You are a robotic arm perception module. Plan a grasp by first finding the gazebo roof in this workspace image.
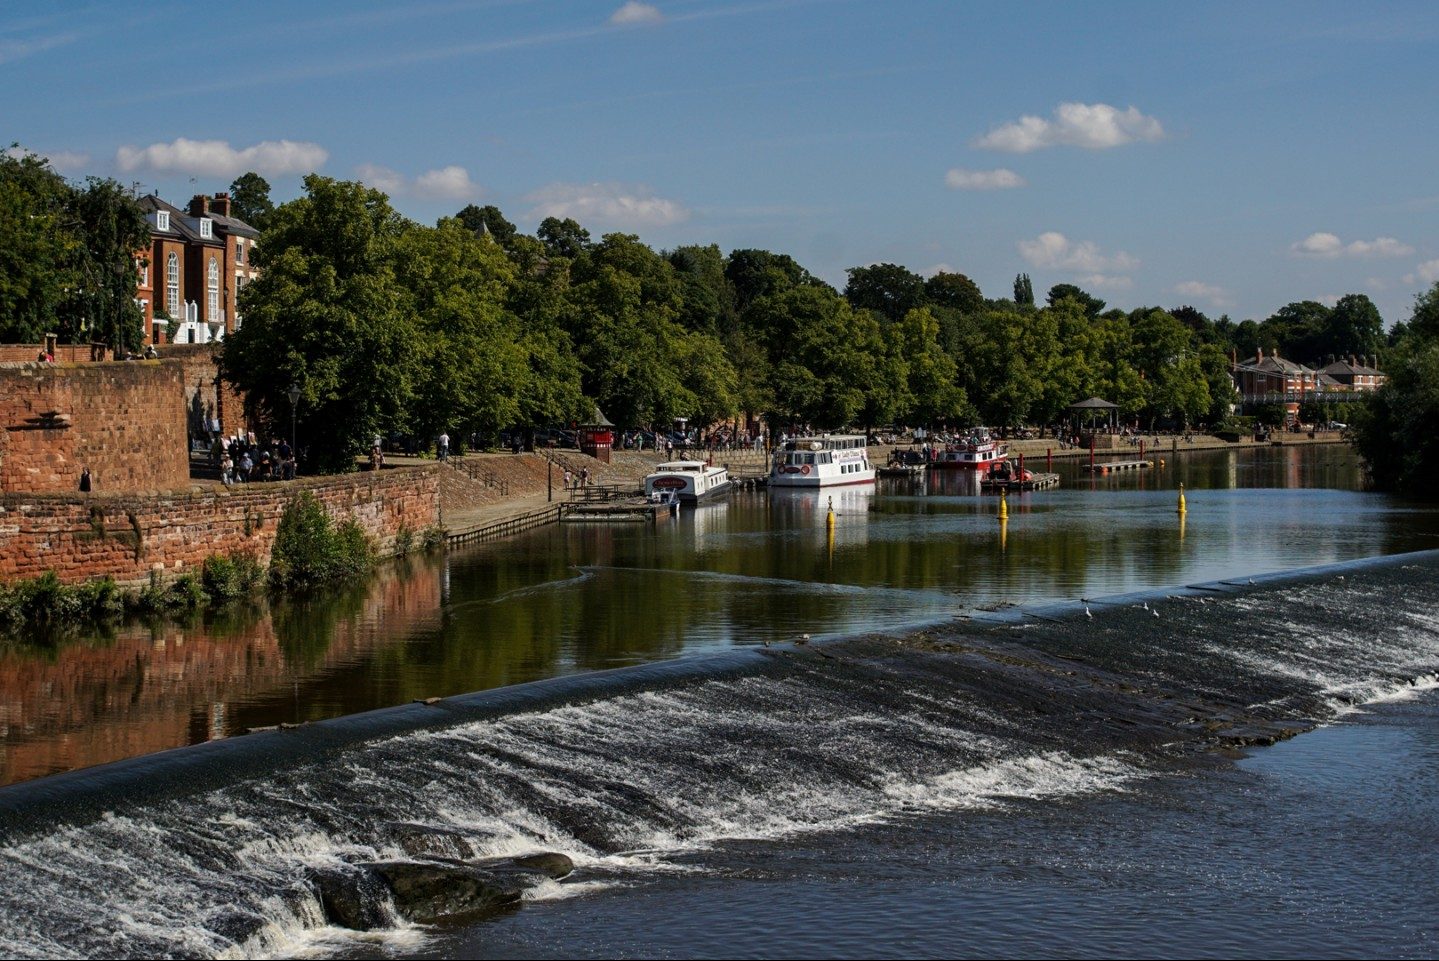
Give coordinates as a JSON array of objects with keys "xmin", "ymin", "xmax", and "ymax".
[
  {"xmin": 1068, "ymin": 396, "xmax": 1119, "ymax": 410},
  {"xmin": 584, "ymin": 405, "xmax": 615, "ymax": 427}
]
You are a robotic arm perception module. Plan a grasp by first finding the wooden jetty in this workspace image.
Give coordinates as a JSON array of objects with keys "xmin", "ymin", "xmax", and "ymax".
[
  {"xmin": 560, "ymin": 501, "xmax": 661, "ymax": 523},
  {"xmin": 877, "ymin": 463, "xmax": 926, "ymax": 478},
  {"xmin": 1081, "ymin": 459, "xmax": 1153, "ymax": 474},
  {"xmin": 447, "ymin": 504, "xmax": 562, "ymax": 546},
  {"xmin": 981, "ymin": 472, "xmax": 1060, "ymax": 492}
]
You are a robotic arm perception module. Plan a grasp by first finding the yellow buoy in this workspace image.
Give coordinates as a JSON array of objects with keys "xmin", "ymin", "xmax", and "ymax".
[
  {"xmin": 998, "ymin": 490, "xmax": 1009, "ymax": 521},
  {"xmin": 1177, "ymin": 482, "xmax": 1187, "ymax": 515}
]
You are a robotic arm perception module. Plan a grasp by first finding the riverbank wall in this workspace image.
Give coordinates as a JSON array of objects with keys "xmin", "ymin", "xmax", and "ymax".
[{"xmin": 0, "ymin": 466, "xmax": 441, "ymax": 586}]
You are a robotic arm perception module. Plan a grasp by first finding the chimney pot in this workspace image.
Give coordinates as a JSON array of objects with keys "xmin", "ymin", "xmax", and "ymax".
[{"xmin": 189, "ymin": 194, "xmax": 209, "ymax": 217}]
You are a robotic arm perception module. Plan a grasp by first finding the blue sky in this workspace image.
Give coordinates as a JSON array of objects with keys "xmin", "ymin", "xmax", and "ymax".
[{"xmin": 5, "ymin": 0, "xmax": 1438, "ymax": 326}]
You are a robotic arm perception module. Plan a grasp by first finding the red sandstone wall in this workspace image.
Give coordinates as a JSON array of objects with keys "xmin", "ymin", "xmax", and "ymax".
[
  {"xmin": 0, "ymin": 361, "xmax": 189, "ymax": 495},
  {"xmin": 0, "ymin": 466, "xmax": 441, "ymax": 585}
]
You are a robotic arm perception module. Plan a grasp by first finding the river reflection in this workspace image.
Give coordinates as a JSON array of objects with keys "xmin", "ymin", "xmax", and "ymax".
[{"xmin": 1, "ymin": 444, "xmax": 1435, "ymax": 785}]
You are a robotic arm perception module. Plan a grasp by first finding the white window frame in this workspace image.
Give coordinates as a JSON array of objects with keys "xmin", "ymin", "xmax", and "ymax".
[
  {"xmin": 207, "ymin": 256, "xmax": 220, "ymax": 320},
  {"xmin": 235, "ymin": 239, "xmax": 244, "ymax": 265},
  {"xmin": 166, "ymin": 252, "xmax": 180, "ymax": 316},
  {"xmin": 156, "ymin": 211, "xmax": 170, "ymax": 231},
  {"xmin": 199, "ymin": 218, "xmax": 213, "ymax": 239}
]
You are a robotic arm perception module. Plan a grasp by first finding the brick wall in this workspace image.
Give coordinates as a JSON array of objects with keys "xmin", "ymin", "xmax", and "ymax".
[
  {"xmin": 0, "ymin": 466, "xmax": 441, "ymax": 585},
  {"xmin": 0, "ymin": 361, "xmax": 189, "ymax": 495}
]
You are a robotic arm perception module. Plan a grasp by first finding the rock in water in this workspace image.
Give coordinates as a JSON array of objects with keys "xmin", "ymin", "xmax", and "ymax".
[
  {"xmin": 506, "ymin": 852, "xmax": 575, "ymax": 879},
  {"xmin": 368, "ymin": 860, "xmax": 527, "ymax": 923},
  {"xmin": 307, "ymin": 867, "xmax": 393, "ymax": 931}
]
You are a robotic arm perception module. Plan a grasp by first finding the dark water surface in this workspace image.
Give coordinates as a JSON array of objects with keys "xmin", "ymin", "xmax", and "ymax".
[
  {"xmin": 0, "ymin": 441, "xmax": 1435, "ymax": 959},
  {"xmin": 2, "ymin": 444, "xmax": 1436, "ymax": 786}
]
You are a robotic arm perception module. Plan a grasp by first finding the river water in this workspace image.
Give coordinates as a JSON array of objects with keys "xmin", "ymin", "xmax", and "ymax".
[{"xmin": 0, "ymin": 444, "xmax": 1437, "ymax": 959}]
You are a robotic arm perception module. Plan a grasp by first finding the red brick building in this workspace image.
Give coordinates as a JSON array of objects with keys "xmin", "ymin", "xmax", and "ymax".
[{"xmin": 135, "ymin": 193, "xmax": 259, "ymax": 346}]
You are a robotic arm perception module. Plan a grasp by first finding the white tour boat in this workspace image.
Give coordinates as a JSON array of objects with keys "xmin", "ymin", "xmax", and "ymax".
[
  {"xmin": 770, "ymin": 434, "xmax": 875, "ymax": 488},
  {"xmin": 644, "ymin": 460, "xmax": 732, "ymax": 504},
  {"xmin": 931, "ymin": 431, "xmax": 1008, "ymax": 470}
]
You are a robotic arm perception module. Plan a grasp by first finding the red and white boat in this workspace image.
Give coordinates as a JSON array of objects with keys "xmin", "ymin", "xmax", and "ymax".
[{"xmin": 931, "ymin": 431, "xmax": 1008, "ymax": 470}]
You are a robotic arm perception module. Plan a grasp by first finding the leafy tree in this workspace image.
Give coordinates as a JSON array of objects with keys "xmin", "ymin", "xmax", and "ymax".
[
  {"xmin": 1353, "ymin": 283, "xmax": 1439, "ymax": 497},
  {"xmin": 893, "ymin": 308, "xmax": 970, "ymax": 425},
  {"xmin": 923, "ymin": 271, "xmax": 984, "ymax": 315},
  {"xmin": 228, "ymin": 172, "xmax": 275, "ymax": 230},
  {"xmin": 844, "ymin": 262, "xmax": 925, "ymax": 322},
  {"xmin": 396, "ymin": 218, "xmax": 528, "ymax": 441},
  {"xmin": 454, "ymin": 204, "xmax": 517, "ymax": 247},
  {"xmin": 65, "ymin": 177, "xmax": 150, "ymax": 352},
  {"xmin": 726, "ymin": 248, "xmax": 826, "ymax": 313},
  {"xmin": 668, "ymin": 244, "xmax": 736, "ymax": 338},
  {"xmin": 1047, "ymin": 283, "xmax": 1105, "ymax": 319},
  {"xmin": 537, "ymin": 216, "xmax": 591, "ymax": 260},
  {"xmin": 1013, "ymin": 273, "xmax": 1034, "ymax": 306},
  {"xmin": 0, "ymin": 147, "xmax": 78, "ymax": 342},
  {"xmin": 1262, "ymin": 300, "xmax": 1330, "ymax": 363},
  {"xmin": 1322, "ymin": 293, "xmax": 1384, "ymax": 362},
  {"xmin": 221, "ymin": 175, "xmax": 420, "ymax": 472}
]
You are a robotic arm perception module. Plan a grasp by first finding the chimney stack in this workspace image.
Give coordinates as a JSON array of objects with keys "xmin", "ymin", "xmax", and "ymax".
[
  {"xmin": 189, "ymin": 194, "xmax": 209, "ymax": 217},
  {"xmin": 209, "ymin": 192, "xmax": 231, "ymax": 217},
  {"xmin": 1257, "ymin": 346, "xmax": 1264, "ymax": 364}
]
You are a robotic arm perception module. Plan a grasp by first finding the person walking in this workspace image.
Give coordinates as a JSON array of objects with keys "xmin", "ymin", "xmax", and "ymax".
[{"xmin": 438, "ymin": 432, "xmax": 450, "ymax": 462}]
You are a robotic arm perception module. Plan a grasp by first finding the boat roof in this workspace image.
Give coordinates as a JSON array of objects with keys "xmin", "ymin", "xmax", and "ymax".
[{"xmin": 654, "ymin": 461, "xmax": 707, "ymax": 470}]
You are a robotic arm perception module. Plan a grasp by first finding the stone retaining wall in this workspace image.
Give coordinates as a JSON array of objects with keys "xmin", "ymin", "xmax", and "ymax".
[
  {"xmin": 0, "ymin": 466, "xmax": 441, "ymax": 585},
  {"xmin": 0, "ymin": 361, "xmax": 189, "ymax": 495}
]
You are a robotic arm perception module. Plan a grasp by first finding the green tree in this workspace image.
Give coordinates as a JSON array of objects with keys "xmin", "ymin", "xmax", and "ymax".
[
  {"xmin": 0, "ymin": 147, "xmax": 78, "ymax": 342},
  {"xmin": 843, "ymin": 262, "xmax": 926, "ymax": 322},
  {"xmin": 221, "ymin": 175, "xmax": 420, "ymax": 472},
  {"xmin": 228, "ymin": 172, "xmax": 275, "ymax": 230},
  {"xmin": 1353, "ymin": 283, "xmax": 1439, "ymax": 497},
  {"xmin": 1013, "ymin": 272, "xmax": 1034, "ymax": 306},
  {"xmin": 893, "ymin": 307, "xmax": 970, "ymax": 425},
  {"xmin": 1046, "ymin": 283, "xmax": 1105, "ymax": 319},
  {"xmin": 537, "ymin": 216, "xmax": 591, "ymax": 260},
  {"xmin": 1322, "ymin": 293, "xmax": 1385, "ymax": 362},
  {"xmin": 454, "ymin": 204, "xmax": 517, "ymax": 247},
  {"xmin": 923, "ymin": 271, "xmax": 984, "ymax": 315},
  {"xmin": 65, "ymin": 178, "xmax": 150, "ymax": 353}
]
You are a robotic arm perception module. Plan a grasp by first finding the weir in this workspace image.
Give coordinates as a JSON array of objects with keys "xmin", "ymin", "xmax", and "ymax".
[{"xmin": 0, "ymin": 551, "xmax": 1435, "ymax": 959}]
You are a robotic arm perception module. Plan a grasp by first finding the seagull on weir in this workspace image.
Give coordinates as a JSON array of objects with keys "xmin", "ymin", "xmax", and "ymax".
[
  {"xmin": 1085, "ymin": 605, "xmax": 1092, "ymax": 619},
  {"xmin": 1152, "ymin": 607, "xmax": 1160, "ymax": 618}
]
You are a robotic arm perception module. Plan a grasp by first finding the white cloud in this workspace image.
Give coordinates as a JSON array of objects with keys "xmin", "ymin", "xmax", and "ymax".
[
  {"xmin": 526, "ymin": 182, "xmax": 689, "ymax": 229},
  {"xmin": 0, "ymin": 32, "xmax": 76, "ymax": 66},
  {"xmin": 354, "ymin": 163, "xmax": 478, "ymax": 201},
  {"xmin": 354, "ymin": 163, "xmax": 406, "ymax": 194},
  {"xmin": 116, "ymin": 138, "xmax": 327, "ymax": 178},
  {"xmin": 944, "ymin": 167, "xmax": 1025, "ymax": 190},
  {"xmin": 1018, "ymin": 231, "xmax": 1139, "ymax": 273},
  {"xmin": 975, "ymin": 102, "xmax": 1164, "ymax": 153},
  {"xmin": 1173, "ymin": 280, "xmax": 1233, "ymax": 307},
  {"xmin": 610, "ymin": 1, "xmax": 664, "ymax": 25},
  {"xmin": 1291, "ymin": 232, "xmax": 1414, "ymax": 258},
  {"xmin": 1412, "ymin": 259, "xmax": 1439, "ymax": 284},
  {"xmin": 413, "ymin": 165, "xmax": 477, "ymax": 201},
  {"xmin": 1078, "ymin": 273, "xmax": 1134, "ymax": 291},
  {"xmin": 3, "ymin": 145, "xmax": 89, "ymax": 172}
]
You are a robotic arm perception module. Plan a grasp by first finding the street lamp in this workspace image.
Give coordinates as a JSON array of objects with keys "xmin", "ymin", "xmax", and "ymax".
[{"xmin": 287, "ymin": 383, "xmax": 301, "ymax": 473}]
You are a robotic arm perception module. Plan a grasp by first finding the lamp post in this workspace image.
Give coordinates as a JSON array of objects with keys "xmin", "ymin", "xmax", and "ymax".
[{"xmin": 287, "ymin": 383, "xmax": 301, "ymax": 473}]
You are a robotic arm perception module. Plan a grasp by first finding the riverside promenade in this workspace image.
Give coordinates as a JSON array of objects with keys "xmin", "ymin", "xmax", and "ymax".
[{"xmin": 397, "ymin": 431, "xmax": 1353, "ymax": 546}]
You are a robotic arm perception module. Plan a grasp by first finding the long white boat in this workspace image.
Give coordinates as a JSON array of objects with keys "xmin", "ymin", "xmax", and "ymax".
[
  {"xmin": 644, "ymin": 460, "xmax": 732, "ymax": 504},
  {"xmin": 770, "ymin": 434, "xmax": 875, "ymax": 488}
]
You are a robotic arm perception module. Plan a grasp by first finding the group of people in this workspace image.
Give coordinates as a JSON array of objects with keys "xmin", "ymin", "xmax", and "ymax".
[
  {"xmin": 216, "ymin": 434, "xmax": 296, "ymax": 485},
  {"xmin": 562, "ymin": 466, "xmax": 592, "ymax": 490}
]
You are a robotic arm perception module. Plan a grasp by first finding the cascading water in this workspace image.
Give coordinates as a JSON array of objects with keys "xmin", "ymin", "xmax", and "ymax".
[{"xmin": 0, "ymin": 553, "xmax": 1435, "ymax": 959}]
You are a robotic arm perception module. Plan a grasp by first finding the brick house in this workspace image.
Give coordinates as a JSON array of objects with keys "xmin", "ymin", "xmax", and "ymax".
[{"xmin": 135, "ymin": 193, "xmax": 259, "ymax": 346}]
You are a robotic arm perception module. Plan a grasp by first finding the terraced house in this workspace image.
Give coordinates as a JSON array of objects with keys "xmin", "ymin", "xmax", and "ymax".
[{"xmin": 134, "ymin": 192, "xmax": 259, "ymax": 347}]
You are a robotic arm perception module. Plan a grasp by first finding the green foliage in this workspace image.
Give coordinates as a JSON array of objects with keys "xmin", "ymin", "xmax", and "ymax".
[
  {"xmin": 201, "ymin": 552, "xmax": 265, "ymax": 600},
  {"xmin": 455, "ymin": 204, "xmax": 517, "ymax": 247},
  {"xmin": 269, "ymin": 491, "xmax": 376, "ymax": 590},
  {"xmin": 0, "ymin": 147, "xmax": 79, "ymax": 343},
  {"xmin": 1353, "ymin": 286, "xmax": 1439, "ymax": 498},
  {"xmin": 228, "ymin": 172, "xmax": 275, "ymax": 230},
  {"xmin": 844, "ymin": 263, "xmax": 926, "ymax": 322},
  {"xmin": 133, "ymin": 570, "xmax": 206, "ymax": 614},
  {"xmin": 1013, "ymin": 273, "xmax": 1034, "ymax": 306},
  {"xmin": 221, "ymin": 175, "xmax": 420, "ymax": 473},
  {"xmin": 0, "ymin": 572, "xmax": 124, "ymax": 634}
]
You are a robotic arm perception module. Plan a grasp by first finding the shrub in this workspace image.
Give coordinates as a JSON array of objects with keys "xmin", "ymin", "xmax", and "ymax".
[
  {"xmin": 201, "ymin": 552, "xmax": 265, "ymax": 601},
  {"xmin": 270, "ymin": 491, "xmax": 376, "ymax": 590}
]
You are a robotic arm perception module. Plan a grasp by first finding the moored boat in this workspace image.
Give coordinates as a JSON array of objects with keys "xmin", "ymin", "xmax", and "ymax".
[
  {"xmin": 644, "ymin": 460, "xmax": 732, "ymax": 504},
  {"xmin": 931, "ymin": 431, "xmax": 1008, "ymax": 470},
  {"xmin": 770, "ymin": 434, "xmax": 875, "ymax": 488}
]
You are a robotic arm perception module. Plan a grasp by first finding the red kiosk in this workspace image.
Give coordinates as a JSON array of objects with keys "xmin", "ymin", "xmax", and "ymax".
[{"xmin": 579, "ymin": 406, "xmax": 615, "ymax": 463}]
